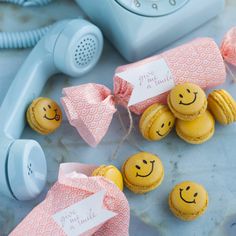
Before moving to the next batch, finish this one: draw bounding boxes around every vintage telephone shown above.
[0,2,103,200]
[77,0,225,61]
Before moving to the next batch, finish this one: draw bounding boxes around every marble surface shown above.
[0,0,236,235]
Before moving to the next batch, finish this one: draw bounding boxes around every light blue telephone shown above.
[77,0,225,62]
[0,1,104,201]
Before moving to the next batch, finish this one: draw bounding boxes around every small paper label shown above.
[53,190,117,236]
[116,59,175,106]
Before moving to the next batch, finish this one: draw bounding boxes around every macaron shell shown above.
[27,97,62,135]
[27,99,52,135]
[139,103,175,141]
[169,181,208,221]
[122,152,164,194]
[33,98,62,131]
[122,166,164,194]
[148,110,175,140]
[139,103,165,139]
[27,110,50,135]
[220,90,236,122]
[176,110,215,144]
[208,90,236,125]
[208,94,229,125]
[92,165,123,191]
[168,83,207,120]
[103,166,124,191]
[92,165,106,177]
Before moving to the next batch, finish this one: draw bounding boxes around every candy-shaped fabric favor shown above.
[61,36,236,147]
[10,163,130,236]
[221,27,236,66]
[114,38,226,115]
[61,84,116,147]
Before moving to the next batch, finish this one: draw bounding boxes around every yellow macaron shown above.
[176,110,215,144]
[122,152,164,194]
[169,181,208,221]
[208,89,236,125]
[92,165,123,191]
[27,97,62,135]
[139,103,175,141]
[168,83,207,121]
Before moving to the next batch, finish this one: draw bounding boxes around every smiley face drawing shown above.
[27,97,62,135]
[179,185,198,204]
[169,181,209,221]
[122,152,164,194]
[43,103,61,122]
[168,83,207,121]
[140,103,175,141]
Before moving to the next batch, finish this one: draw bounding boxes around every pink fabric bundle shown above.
[10,163,130,236]
[114,37,226,115]
[61,84,117,147]
[61,30,236,147]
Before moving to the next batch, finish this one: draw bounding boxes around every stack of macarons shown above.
[168,83,215,144]
[140,83,236,144]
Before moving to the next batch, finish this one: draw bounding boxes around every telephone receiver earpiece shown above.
[0,19,103,201]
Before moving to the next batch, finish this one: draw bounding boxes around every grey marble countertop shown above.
[1,0,236,235]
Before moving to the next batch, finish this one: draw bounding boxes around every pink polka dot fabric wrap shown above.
[221,27,236,66]
[114,37,226,115]
[10,163,130,236]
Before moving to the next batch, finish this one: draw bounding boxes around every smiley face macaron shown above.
[92,165,123,191]
[139,103,175,141]
[168,83,207,121]
[27,97,62,135]
[208,89,236,125]
[122,152,164,194]
[176,110,215,144]
[169,181,208,221]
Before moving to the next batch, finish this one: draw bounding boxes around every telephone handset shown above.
[0,5,103,200]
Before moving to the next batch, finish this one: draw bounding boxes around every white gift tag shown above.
[53,190,117,236]
[116,59,175,106]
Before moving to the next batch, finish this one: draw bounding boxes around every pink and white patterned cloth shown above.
[114,37,226,114]
[61,37,228,147]
[61,84,117,147]
[10,163,130,236]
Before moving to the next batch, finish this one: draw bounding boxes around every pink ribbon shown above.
[10,163,130,236]
[61,31,236,147]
